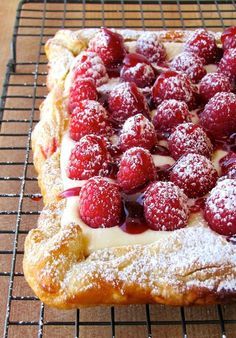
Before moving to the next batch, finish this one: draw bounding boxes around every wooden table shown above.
[0,0,19,90]
[0,1,235,338]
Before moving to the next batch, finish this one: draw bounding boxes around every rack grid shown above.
[0,0,236,337]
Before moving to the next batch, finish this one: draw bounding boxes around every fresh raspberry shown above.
[143,181,189,231]
[68,78,98,113]
[170,153,218,198]
[199,72,232,103]
[170,52,206,84]
[151,70,197,110]
[200,92,236,138]
[69,100,111,141]
[119,114,156,152]
[204,179,236,236]
[108,82,149,123]
[117,147,156,193]
[120,53,155,88]
[136,32,166,64]
[79,176,123,228]
[153,99,190,133]
[221,26,236,50]
[184,28,218,64]
[67,135,111,180]
[218,48,236,82]
[168,123,213,160]
[88,28,126,68]
[220,152,236,179]
[73,51,108,86]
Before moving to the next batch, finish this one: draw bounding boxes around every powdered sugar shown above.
[152,71,196,109]
[170,51,206,83]
[25,28,236,308]
[199,72,232,102]
[61,225,236,296]
[67,134,111,180]
[121,61,155,88]
[144,181,189,231]
[203,178,236,237]
[209,179,236,212]
[200,91,236,138]
[153,99,189,132]
[108,82,149,122]
[218,47,236,81]
[170,153,218,198]
[72,51,109,86]
[168,122,213,160]
[70,100,111,141]
[184,28,217,64]
[136,32,166,64]
[119,114,156,151]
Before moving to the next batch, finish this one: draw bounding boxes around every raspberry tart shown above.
[24,27,236,308]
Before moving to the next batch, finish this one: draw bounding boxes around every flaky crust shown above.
[23,29,236,309]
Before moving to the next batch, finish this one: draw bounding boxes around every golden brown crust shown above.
[23,198,236,308]
[24,29,236,309]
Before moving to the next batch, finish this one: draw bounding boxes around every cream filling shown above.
[60,133,227,254]
[61,194,207,254]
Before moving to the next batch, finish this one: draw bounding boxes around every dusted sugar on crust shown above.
[24,28,236,309]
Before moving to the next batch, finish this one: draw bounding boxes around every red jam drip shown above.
[119,197,148,234]
[31,194,42,202]
[59,186,81,199]
[106,64,121,78]
[219,151,236,175]
[103,161,119,179]
[189,197,206,213]
[215,133,236,153]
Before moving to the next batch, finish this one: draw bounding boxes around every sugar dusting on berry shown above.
[136,32,166,64]
[170,52,206,83]
[121,62,155,88]
[119,114,156,151]
[153,99,189,132]
[79,176,122,228]
[200,91,236,138]
[108,82,149,122]
[218,48,236,81]
[168,123,213,160]
[69,100,111,141]
[73,51,109,86]
[152,71,197,109]
[199,72,232,102]
[144,181,189,231]
[184,28,217,64]
[205,179,236,236]
[170,153,218,198]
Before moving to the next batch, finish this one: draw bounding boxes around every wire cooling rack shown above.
[0,0,236,337]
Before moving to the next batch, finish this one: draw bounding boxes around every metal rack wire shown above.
[0,0,236,337]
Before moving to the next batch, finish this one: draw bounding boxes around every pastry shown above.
[23,27,236,309]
